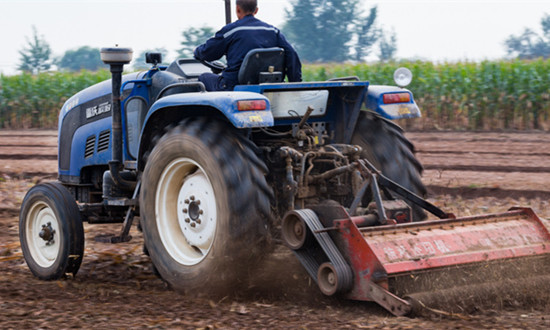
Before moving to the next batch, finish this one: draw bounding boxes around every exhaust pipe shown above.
[224,0,231,24]
[100,47,136,192]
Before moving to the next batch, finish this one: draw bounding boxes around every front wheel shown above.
[140,118,272,294]
[19,182,84,280]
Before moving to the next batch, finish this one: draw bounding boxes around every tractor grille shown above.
[84,135,96,158]
[97,130,110,153]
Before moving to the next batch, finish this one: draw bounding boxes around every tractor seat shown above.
[238,48,285,85]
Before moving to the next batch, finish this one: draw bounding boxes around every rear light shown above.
[237,100,267,111]
[383,92,411,104]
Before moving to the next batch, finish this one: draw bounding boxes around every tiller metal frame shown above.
[282,159,550,316]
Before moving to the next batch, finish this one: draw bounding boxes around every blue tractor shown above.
[19,44,424,288]
[21,33,460,314]
[19,3,550,315]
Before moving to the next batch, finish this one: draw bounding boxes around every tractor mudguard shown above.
[365,85,421,120]
[144,91,274,129]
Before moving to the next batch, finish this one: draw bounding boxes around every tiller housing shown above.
[282,160,550,316]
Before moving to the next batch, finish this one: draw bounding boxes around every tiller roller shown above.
[282,160,550,316]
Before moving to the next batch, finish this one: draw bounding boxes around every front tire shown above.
[351,111,427,221]
[140,118,272,294]
[19,182,84,280]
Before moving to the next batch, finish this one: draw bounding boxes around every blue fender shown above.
[144,91,274,129]
[365,85,422,120]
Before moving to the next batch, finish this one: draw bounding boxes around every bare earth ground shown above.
[1,129,549,329]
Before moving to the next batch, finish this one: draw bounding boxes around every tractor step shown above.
[95,182,141,244]
[94,233,133,243]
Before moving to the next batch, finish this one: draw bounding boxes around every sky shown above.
[0,0,550,75]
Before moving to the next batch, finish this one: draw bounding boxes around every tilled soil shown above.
[1,129,549,329]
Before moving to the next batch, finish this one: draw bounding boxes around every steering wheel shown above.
[200,60,226,74]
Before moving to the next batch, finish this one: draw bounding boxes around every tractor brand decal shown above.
[382,239,451,261]
[375,220,546,264]
[86,102,112,119]
[65,97,79,112]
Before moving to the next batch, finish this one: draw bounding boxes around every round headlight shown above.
[393,67,413,88]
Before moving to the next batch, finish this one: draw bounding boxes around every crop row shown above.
[0,71,110,128]
[1,59,549,130]
[304,59,550,130]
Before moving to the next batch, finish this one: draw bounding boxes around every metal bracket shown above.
[366,281,412,316]
[358,159,450,219]
[95,181,141,244]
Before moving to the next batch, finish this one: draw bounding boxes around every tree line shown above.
[14,1,550,75]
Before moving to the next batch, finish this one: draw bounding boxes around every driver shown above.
[194,0,302,91]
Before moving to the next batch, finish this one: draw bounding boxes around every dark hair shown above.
[236,0,257,14]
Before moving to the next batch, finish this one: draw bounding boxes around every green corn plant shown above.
[1,60,549,130]
[0,70,110,128]
[303,59,550,130]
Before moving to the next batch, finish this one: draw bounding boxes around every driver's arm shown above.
[194,30,227,61]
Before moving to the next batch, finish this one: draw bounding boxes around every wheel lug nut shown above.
[199,210,204,215]
[185,199,190,204]
[190,222,196,228]
[183,208,188,213]
[196,200,200,205]
[196,219,201,224]
[190,195,195,201]
[185,218,190,223]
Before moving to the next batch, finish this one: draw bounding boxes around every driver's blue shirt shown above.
[194,14,302,90]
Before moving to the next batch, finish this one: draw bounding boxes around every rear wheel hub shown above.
[156,158,217,266]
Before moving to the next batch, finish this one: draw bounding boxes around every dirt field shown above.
[1,129,549,329]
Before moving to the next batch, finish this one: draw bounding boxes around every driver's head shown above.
[236,0,258,19]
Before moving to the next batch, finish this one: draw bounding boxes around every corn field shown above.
[0,70,110,128]
[304,59,550,130]
[1,60,550,130]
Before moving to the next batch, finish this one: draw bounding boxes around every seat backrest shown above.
[238,48,285,85]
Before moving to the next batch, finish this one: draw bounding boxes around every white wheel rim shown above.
[156,157,217,266]
[25,201,61,268]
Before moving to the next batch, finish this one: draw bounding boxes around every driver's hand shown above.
[193,48,201,60]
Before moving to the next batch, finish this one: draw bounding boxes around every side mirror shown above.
[146,52,162,65]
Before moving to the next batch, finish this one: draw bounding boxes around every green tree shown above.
[505,14,550,59]
[177,26,215,59]
[543,13,550,39]
[378,29,397,62]
[133,48,168,70]
[57,46,105,72]
[283,0,380,62]
[18,26,52,74]
[354,6,380,61]
[281,0,319,61]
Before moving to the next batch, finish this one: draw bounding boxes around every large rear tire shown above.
[140,118,272,294]
[19,182,84,280]
[351,111,427,221]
